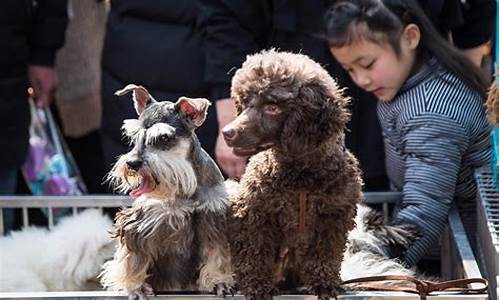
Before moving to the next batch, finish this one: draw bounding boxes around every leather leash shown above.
[342,275,488,300]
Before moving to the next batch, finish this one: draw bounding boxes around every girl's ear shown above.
[402,24,421,50]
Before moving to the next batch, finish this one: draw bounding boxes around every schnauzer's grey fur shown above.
[100,85,233,299]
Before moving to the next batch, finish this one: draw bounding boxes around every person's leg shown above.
[65,129,108,194]
[0,168,18,234]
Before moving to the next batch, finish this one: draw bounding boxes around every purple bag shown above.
[22,99,87,197]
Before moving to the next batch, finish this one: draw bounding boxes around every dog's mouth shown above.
[128,175,156,198]
[232,143,275,157]
[232,147,259,156]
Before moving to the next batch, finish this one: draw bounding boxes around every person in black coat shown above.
[196,0,388,190]
[418,0,496,66]
[100,0,218,172]
[0,0,68,230]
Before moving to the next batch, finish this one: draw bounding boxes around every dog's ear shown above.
[281,84,349,154]
[175,97,211,128]
[115,84,156,115]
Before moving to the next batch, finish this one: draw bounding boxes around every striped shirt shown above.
[377,59,491,266]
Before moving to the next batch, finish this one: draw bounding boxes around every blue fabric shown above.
[492,127,499,185]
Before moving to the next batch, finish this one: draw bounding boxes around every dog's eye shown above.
[158,135,170,143]
[152,134,171,145]
[263,104,281,115]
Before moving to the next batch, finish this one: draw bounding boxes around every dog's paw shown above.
[214,283,235,297]
[316,285,344,300]
[244,294,273,300]
[316,286,329,300]
[128,292,147,300]
[128,283,155,300]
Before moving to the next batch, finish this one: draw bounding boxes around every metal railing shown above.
[475,166,499,300]
[0,195,131,234]
[0,192,398,235]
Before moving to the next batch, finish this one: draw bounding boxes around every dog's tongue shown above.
[129,178,153,198]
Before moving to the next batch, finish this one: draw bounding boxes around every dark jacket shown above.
[0,0,67,170]
[197,0,388,189]
[101,0,217,165]
[451,0,496,49]
[418,0,496,49]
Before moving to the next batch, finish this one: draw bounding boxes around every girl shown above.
[326,0,491,267]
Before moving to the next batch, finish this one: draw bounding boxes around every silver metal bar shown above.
[448,205,483,285]
[48,207,54,229]
[0,291,488,300]
[0,193,400,208]
[22,207,28,228]
[0,208,3,234]
[0,195,132,208]
[440,226,452,280]
[363,192,401,204]
[474,166,499,300]
[382,202,390,223]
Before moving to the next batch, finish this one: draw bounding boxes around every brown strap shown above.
[342,275,488,300]
[298,191,307,234]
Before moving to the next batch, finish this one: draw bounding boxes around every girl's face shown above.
[330,25,420,102]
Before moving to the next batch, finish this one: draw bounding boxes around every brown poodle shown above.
[222,49,363,299]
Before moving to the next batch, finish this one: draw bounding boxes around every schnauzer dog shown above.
[100,85,233,299]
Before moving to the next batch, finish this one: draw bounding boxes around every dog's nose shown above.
[126,160,143,171]
[222,127,237,142]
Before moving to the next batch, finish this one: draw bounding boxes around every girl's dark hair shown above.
[325,0,488,99]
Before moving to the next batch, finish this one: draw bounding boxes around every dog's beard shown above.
[108,141,197,199]
[147,149,197,198]
[107,156,144,195]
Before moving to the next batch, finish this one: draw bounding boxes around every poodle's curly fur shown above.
[226,50,363,299]
[486,78,498,125]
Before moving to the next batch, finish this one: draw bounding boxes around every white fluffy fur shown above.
[341,251,415,281]
[346,204,390,256]
[121,119,142,140]
[340,204,417,283]
[145,123,176,145]
[0,209,115,292]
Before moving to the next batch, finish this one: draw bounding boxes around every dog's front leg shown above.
[230,207,278,300]
[301,216,352,300]
[101,243,152,297]
[128,283,155,300]
[100,207,154,298]
[196,211,235,296]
